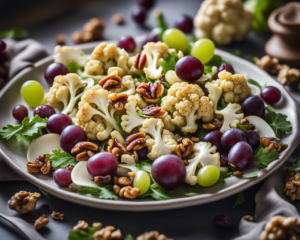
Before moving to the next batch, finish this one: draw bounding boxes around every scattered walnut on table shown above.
[94,226,122,240]
[243,215,254,222]
[51,211,64,220]
[254,56,282,75]
[136,231,173,240]
[277,65,300,86]
[27,154,51,174]
[34,214,49,230]
[71,141,99,161]
[93,222,103,229]
[284,171,300,202]
[55,34,66,45]
[111,13,124,25]
[136,82,164,103]
[8,191,41,214]
[73,220,89,230]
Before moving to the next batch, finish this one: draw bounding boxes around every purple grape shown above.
[203,130,224,153]
[12,105,28,123]
[245,130,260,150]
[228,142,253,171]
[242,96,265,118]
[137,147,148,160]
[175,56,204,82]
[213,215,234,229]
[261,86,281,105]
[33,105,56,118]
[47,113,72,134]
[151,154,186,189]
[118,36,136,52]
[143,32,159,46]
[53,168,72,188]
[213,63,235,80]
[44,63,69,86]
[220,153,229,166]
[0,40,6,53]
[221,128,246,151]
[87,152,118,177]
[174,14,193,33]
[60,126,87,153]
[137,0,155,9]
[131,6,147,25]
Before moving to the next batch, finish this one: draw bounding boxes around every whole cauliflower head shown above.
[214,70,251,103]
[161,82,214,134]
[194,0,252,45]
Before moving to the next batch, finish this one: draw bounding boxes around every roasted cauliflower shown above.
[161,82,214,134]
[54,46,88,66]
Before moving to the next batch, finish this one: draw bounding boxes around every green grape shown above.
[133,170,151,195]
[21,80,44,108]
[191,38,215,64]
[162,28,188,52]
[197,165,220,187]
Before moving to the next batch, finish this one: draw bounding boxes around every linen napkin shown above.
[0,38,48,181]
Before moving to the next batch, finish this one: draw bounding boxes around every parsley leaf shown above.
[116,115,126,139]
[124,235,135,240]
[289,157,300,173]
[139,183,177,200]
[184,184,204,196]
[67,61,83,73]
[233,192,245,208]
[218,172,233,183]
[0,28,29,40]
[218,96,228,109]
[69,226,101,240]
[160,52,179,74]
[0,115,47,142]
[253,147,279,170]
[77,185,118,200]
[265,105,292,136]
[96,140,106,152]
[247,79,262,90]
[136,159,152,174]
[244,173,258,178]
[237,124,250,133]
[46,150,77,169]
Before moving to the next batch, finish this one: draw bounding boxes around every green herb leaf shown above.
[289,157,300,173]
[247,79,262,90]
[96,140,106,152]
[244,173,258,178]
[160,52,179,74]
[136,108,149,118]
[46,150,77,169]
[124,234,135,240]
[233,192,245,208]
[184,184,204,196]
[136,159,152,174]
[77,185,118,200]
[38,188,50,199]
[218,172,233,183]
[237,124,250,133]
[0,115,47,142]
[0,28,29,40]
[253,147,279,170]
[218,96,228,109]
[67,61,83,73]
[265,105,292,136]
[69,226,101,240]
[139,183,177,200]
[116,115,126,139]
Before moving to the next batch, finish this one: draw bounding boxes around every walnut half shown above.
[8,191,41,214]
[136,231,173,240]
[34,214,49,230]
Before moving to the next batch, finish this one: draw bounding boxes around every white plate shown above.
[0,37,299,211]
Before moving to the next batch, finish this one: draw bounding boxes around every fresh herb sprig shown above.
[69,225,102,240]
[77,185,118,200]
[46,150,77,169]
[253,147,279,170]
[289,157,300,173]
[139,183,178,200]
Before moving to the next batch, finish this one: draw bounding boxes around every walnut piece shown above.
[259,137,285,152]
[34,214,49,230]
[125,132,146,152]
[136,231,173,240]
[111,13,124,25]
[71,141,99,161]
[243,215,254,222]
[107,139,127,158]
[254,56,282,75]
[93,226,118,240]
[93,222,103,229]
[99,74,123,91]
[55,34,66,45]
[74,220,89,230]
[175,138,194,159]
[8,191,41,214]
[51,211,64,220]
[108,93,128,110]
[202,118,222,130]
[277,65,300,86]
[142,104,165,117]
[134,53,147,70]
[93,175,112,185]
[284,171,300,202]
[259,216,300,240]
[111,229,122,239]
[136,82,164,103]
[27,155,51,174]
[118,186,140,199]
[233,171,244,177]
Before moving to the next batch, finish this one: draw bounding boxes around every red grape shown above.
[245,130,260,150]
[213,63,235,80]
[261,86,281,104]
[137,147,148,160]
[242,96,265,118]
[87,152,118,177]
[60,126,87,153]
[12,105,28,123]
[228,142,253,171]
[33,105,56,118]
[151,154,186,189]
[53,168,72,187]
[131,6,147,25]
[0,40,6,53]
[47,113,72,134]
[203,130,224,153]
[174,14,193,33]
[143,32,159,46]
[221,128,246,151]
[44,63,69,86]
[137,0,155,9]
[118,36,136,52]
[175,56,204,82]
[213,215,234,229]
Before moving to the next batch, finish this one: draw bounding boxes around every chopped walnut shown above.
[73,220,89,230]
[137,231,173,240]
[134,53,147,70]
[99,74,123,92]
[93,222,103,229]
[71,141,99,161]
[284,171,300,202]
[142,104,165,117]
[259,137,286,152]
[118,186,140,199]
[202,118,222,131]
[254,56,282,75]
[114,176,132,186]
[125,132,146,152]
[175,138,194,159]
[277,65,300,86]
[107,139,127,158]
[191,137,199,142]
[108,93,128,110]
[136,82,164,103]
[27,154,51,174]
[94,226,120,240]
[259,216,300,240]
[243,215,254,222]
[8,191,41,214]
[55,34,66,45]
[111,229,122,239]
[93,175,112,185]
[51,211,64,220]
[34,214,49,230]
[111,13,124,25]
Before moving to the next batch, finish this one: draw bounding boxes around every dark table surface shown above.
[1,0,300,239]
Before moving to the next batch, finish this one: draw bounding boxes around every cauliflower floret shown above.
[185,142,220,185]
[141,42,169,79]
[75,114,106,140]
[194,0,252,45]
[54,46,88,66]
[75,88,121,140]
[44,73,94,115]
[119,75,135,96]
[140,118,177,160]
[84,60,104,75]
[161,82,214,134]
[121,95,147,133]
[205,80,244,132]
